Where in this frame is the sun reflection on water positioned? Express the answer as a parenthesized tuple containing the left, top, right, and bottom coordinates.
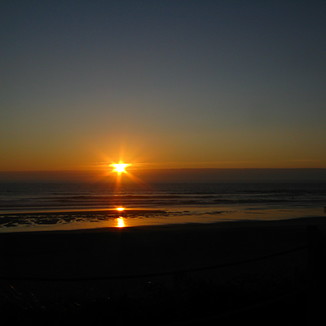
(116, 216, 126, 228)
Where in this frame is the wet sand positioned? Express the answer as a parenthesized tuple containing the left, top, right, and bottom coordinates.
(0, 218, 316, 276)
(1, 217, 326, 325)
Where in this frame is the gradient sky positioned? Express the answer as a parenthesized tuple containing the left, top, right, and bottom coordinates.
(1, 0, 326, 172)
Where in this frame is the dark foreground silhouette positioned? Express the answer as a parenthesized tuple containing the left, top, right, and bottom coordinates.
(1, 217, 326, 325)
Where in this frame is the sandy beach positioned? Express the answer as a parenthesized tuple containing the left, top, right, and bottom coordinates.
(1, 217, 326, 325)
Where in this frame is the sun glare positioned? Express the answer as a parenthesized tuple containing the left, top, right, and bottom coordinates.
(116, 207, 125, 212)
(111, 163, 130, 173)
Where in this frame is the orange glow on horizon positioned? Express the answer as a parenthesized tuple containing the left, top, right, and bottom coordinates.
(116, 207, 125, 212)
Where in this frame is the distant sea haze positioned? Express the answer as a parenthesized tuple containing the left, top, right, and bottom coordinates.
(1, 168, 326, 183)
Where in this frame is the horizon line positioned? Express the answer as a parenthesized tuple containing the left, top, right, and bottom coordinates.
(1, 167, 326, 173)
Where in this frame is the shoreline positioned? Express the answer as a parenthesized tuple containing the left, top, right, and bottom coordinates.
(1, 204, 325, 233)
(4, 214, 326, 234)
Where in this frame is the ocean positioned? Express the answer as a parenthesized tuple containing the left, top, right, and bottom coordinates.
(0, 182, 325, 232)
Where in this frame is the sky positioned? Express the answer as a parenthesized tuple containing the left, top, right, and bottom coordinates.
(1, 0, 326, 174)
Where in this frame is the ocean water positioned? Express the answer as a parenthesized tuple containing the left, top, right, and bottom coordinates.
(0, 182, 325, 232)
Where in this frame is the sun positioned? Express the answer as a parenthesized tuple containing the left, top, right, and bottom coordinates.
(111, 162, 130, 173)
